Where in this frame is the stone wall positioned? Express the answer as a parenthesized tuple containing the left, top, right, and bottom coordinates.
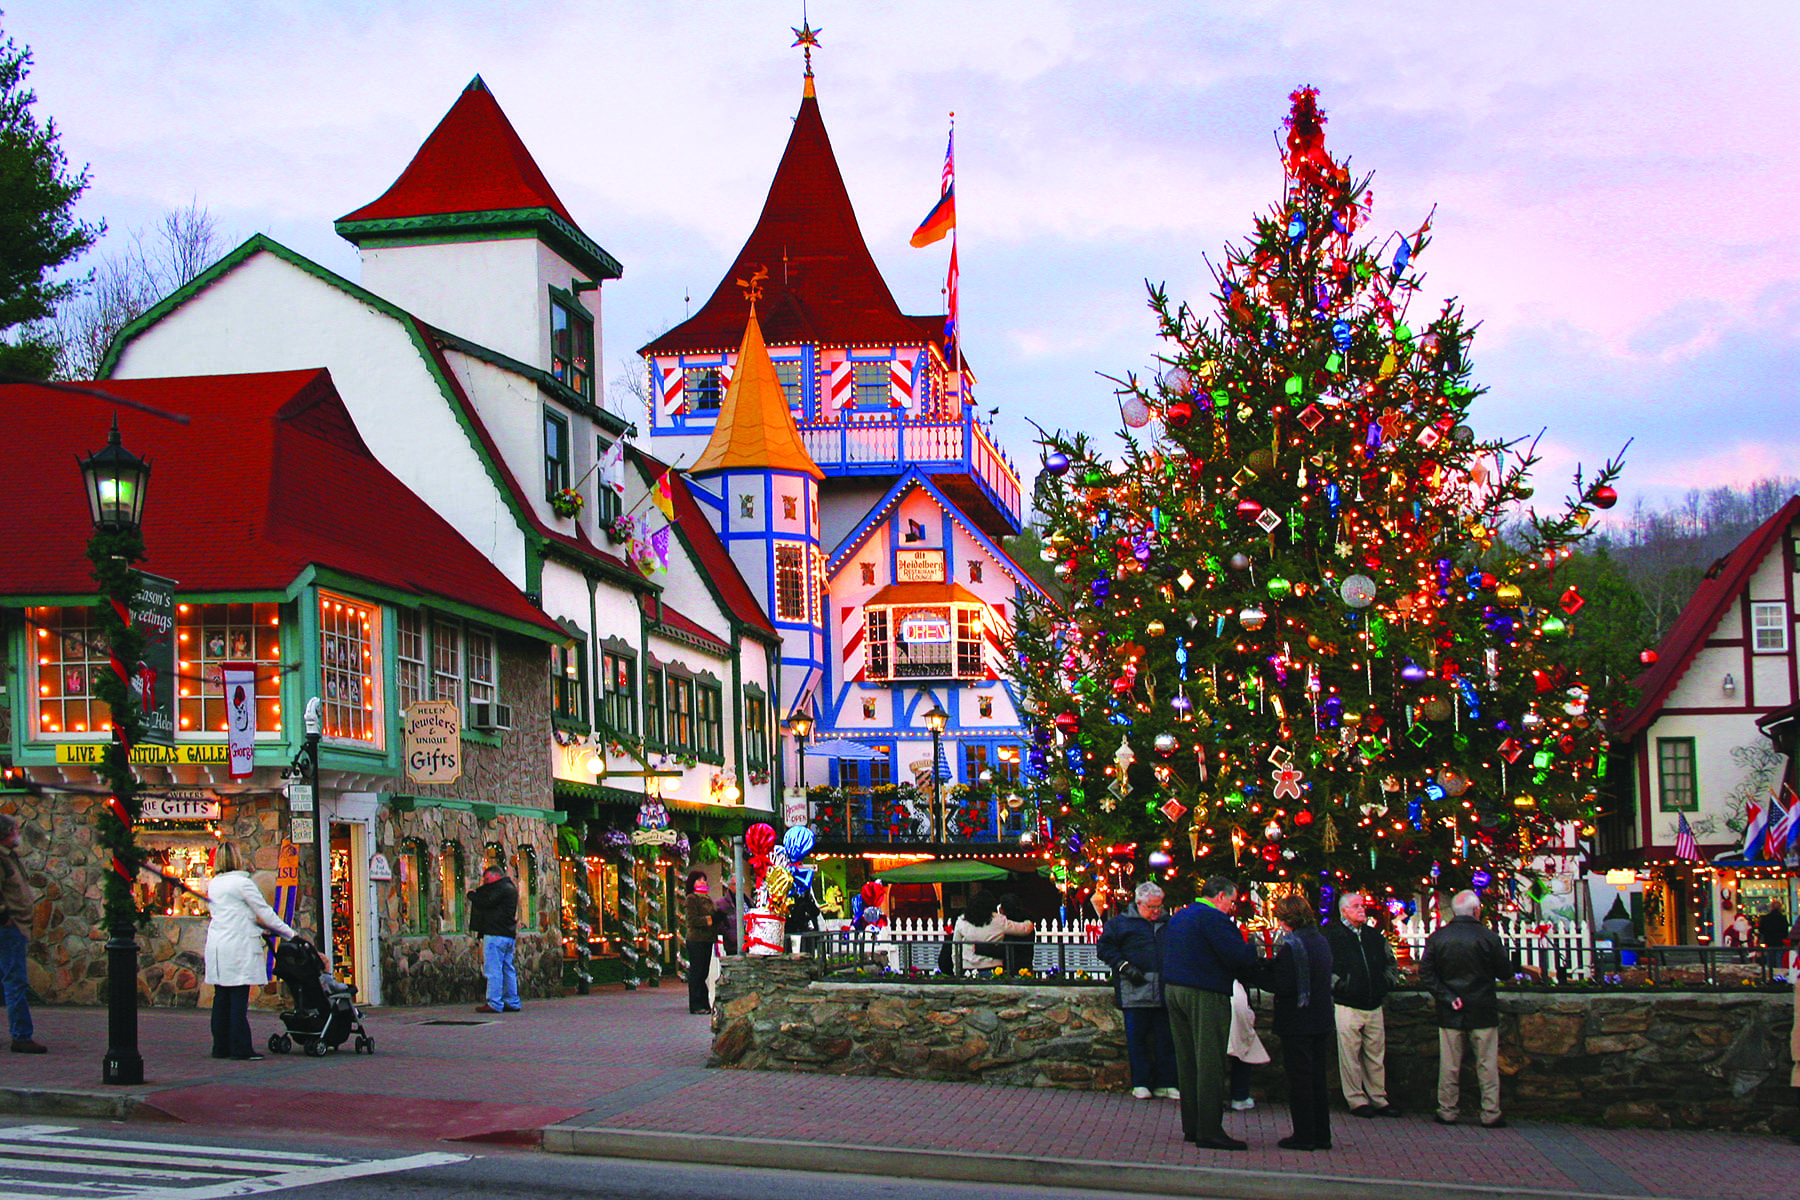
(712, 956, 1799, 1133)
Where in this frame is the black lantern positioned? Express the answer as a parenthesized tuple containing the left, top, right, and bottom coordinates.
(923, 703, 949, 843)
(79, 417, 151, 533)
(786, 711, 814, 790)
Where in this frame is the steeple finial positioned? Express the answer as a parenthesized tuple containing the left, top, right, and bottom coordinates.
(791, 9, 822, 95)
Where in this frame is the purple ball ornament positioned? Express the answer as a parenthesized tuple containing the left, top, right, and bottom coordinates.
(1045, 452, 1071, 476)
(1470, 869, 1492, 892)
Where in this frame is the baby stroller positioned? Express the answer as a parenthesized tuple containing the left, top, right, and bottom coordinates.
(266, 936, 374, 1057)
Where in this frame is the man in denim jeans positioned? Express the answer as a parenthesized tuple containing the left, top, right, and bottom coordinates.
(468, 865, 521, 1014)
(0, 815, 46, 1053)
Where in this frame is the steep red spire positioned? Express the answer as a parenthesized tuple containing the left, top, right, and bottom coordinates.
(338, 76, 577, 226)
(642, 85, 921, 356)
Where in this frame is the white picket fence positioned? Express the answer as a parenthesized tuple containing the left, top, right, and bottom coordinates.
(815, 916, 1107, 973)
(813, 914, 1596, 977)
(1394, 915, 1594, 975)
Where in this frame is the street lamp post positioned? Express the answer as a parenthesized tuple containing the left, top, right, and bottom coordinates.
(80, 417, 151, 1087)
(923, 703, 949, 846)
(787, 711, 813, 791)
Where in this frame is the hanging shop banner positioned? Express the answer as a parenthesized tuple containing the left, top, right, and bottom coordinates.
(129, 572, 178, 746)
(404, 698, 462, 784)
(267, 840, 300, 976)
(223, 661, 257, 778)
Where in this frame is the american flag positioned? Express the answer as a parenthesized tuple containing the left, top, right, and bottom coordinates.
(1673, 812, 1699, 861)
(940, 121, 954, 196)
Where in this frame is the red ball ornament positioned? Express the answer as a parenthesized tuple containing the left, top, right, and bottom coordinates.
(1167, 400, 1195, 429)
(1294, 810, 1314, 826)
(1639, 649, 1659, 665)
(1053, 711, 1080, 734)
(1590, 485, 1618, 510)
(1236, 498, 1264, 521)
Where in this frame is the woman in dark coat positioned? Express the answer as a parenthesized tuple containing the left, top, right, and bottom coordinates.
(1259, 894, 1336, 1151)
(683, 870, 721, 1015)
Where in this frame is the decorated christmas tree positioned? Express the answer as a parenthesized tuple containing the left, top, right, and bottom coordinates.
(1013, 88, 1625, 911)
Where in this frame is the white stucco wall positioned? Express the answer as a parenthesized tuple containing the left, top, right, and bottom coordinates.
(109, 250, 529, 585)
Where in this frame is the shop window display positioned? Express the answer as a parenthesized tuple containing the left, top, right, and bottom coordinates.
(178, 601, 282, 734)
(397, 839, 431, 935)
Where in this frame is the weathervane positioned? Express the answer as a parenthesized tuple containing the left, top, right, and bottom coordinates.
(791, 8, 822, 76)
(736, 265, 768, 304)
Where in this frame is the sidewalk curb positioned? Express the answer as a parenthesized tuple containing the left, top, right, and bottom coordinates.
(0, 1087, 155, 1122)
(539, 1125, 1674, 1200)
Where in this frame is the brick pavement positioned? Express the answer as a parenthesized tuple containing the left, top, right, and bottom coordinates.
(1, 985, 1793, 1199)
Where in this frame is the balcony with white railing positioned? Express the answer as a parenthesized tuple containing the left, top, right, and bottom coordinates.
(798, 407, 1023, 533)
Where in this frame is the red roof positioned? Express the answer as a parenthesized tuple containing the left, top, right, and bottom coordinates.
(1614, 495, 1800, 738)
(641, 594, 732, 658)
(338, 76, 578, 227)
(0, 371, 560, 637)
(641, 87, 922, 357)
(629, 448, 775, 639)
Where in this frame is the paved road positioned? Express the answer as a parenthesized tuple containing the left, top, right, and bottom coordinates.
(4, 986, 1795, 1200)
(0, 1118, 1149, 1200)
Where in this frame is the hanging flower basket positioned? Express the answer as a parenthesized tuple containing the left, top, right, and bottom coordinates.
(551, 488, 584, 518)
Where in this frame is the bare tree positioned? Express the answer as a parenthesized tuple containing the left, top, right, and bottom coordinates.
(49, 199, 223, 379)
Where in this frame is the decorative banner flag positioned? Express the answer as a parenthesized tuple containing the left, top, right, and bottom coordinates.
(1740, 800, 1770, 860)
(909, 186, 955, 248)
(597, 438, 625, 495)
(945, 240, 959, 356)
(223, 662, 256, 778)
(265, 838, 300, 976)
(652, 469, 676, 520)
(1673, 811, 1699, 861)
(650, 526, 672, 573)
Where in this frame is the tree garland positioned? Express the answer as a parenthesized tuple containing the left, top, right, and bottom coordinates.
(86, 525, 150, 930)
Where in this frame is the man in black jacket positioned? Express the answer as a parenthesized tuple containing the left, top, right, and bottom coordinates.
(1096, 881, 1177, 1101)
(469, 865, 521, 1014)
(1421, 890, 1534, 1127)
(1325, 892, 1399, 1117)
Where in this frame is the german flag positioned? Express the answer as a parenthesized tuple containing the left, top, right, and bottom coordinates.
(909, 186, 955, 248)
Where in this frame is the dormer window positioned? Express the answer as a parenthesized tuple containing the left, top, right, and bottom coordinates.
(686, 368, 723, 413)
(853, 361, 887, 409)
(550, 295, 593, 399)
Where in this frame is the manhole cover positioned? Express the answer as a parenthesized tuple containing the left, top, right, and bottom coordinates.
(416, 1019, 495, 1026)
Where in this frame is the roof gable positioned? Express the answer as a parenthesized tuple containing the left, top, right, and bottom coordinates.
(339, 75, 575, 227)
(827, 467, 1047, 598)
(641, 84, 921, 357)
(101, 234, 646, 593)
(0, 371, 560, 638)
(1615, 495, 1800, 737)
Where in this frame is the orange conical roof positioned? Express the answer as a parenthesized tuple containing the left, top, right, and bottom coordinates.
(641, 81, 920, 356)
(690, 305, 824, 480)
(338, 76, 578, 226)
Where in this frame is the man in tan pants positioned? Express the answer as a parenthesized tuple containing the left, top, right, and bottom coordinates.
(1325, 892, 1399, 1117)
(1421, 890, 1534, 1127)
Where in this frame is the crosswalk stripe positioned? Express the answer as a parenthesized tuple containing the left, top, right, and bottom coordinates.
(0, 1127, 347, 1165)
(0, 1143, 342, 1173)
(115, 1151, 471, 1199)
(0, 1126, 468, 1199)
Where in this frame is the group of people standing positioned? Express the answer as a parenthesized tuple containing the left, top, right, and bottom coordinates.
(1097, 875, 1538, 1150)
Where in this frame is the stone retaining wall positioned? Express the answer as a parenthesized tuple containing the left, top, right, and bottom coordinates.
(711, 956, 1799, 1133)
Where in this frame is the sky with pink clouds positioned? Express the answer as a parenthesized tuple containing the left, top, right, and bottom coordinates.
(10, 1, 1797, 517)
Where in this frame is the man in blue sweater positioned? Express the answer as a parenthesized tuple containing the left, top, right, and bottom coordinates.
(1163, 875, 1258, 1149)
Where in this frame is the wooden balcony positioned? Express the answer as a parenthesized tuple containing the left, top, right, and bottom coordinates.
(798, 408, 1023, 535)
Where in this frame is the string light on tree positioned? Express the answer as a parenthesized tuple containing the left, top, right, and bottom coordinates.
(1011, 87, 1627, 901)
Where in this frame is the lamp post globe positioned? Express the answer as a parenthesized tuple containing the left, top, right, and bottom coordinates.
(81, 418, 151, 1087)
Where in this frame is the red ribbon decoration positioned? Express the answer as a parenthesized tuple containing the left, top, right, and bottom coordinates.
(105, 795, 132, 827)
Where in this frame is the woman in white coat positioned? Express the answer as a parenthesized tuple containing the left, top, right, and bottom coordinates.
(205, 843, 296, 1060)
